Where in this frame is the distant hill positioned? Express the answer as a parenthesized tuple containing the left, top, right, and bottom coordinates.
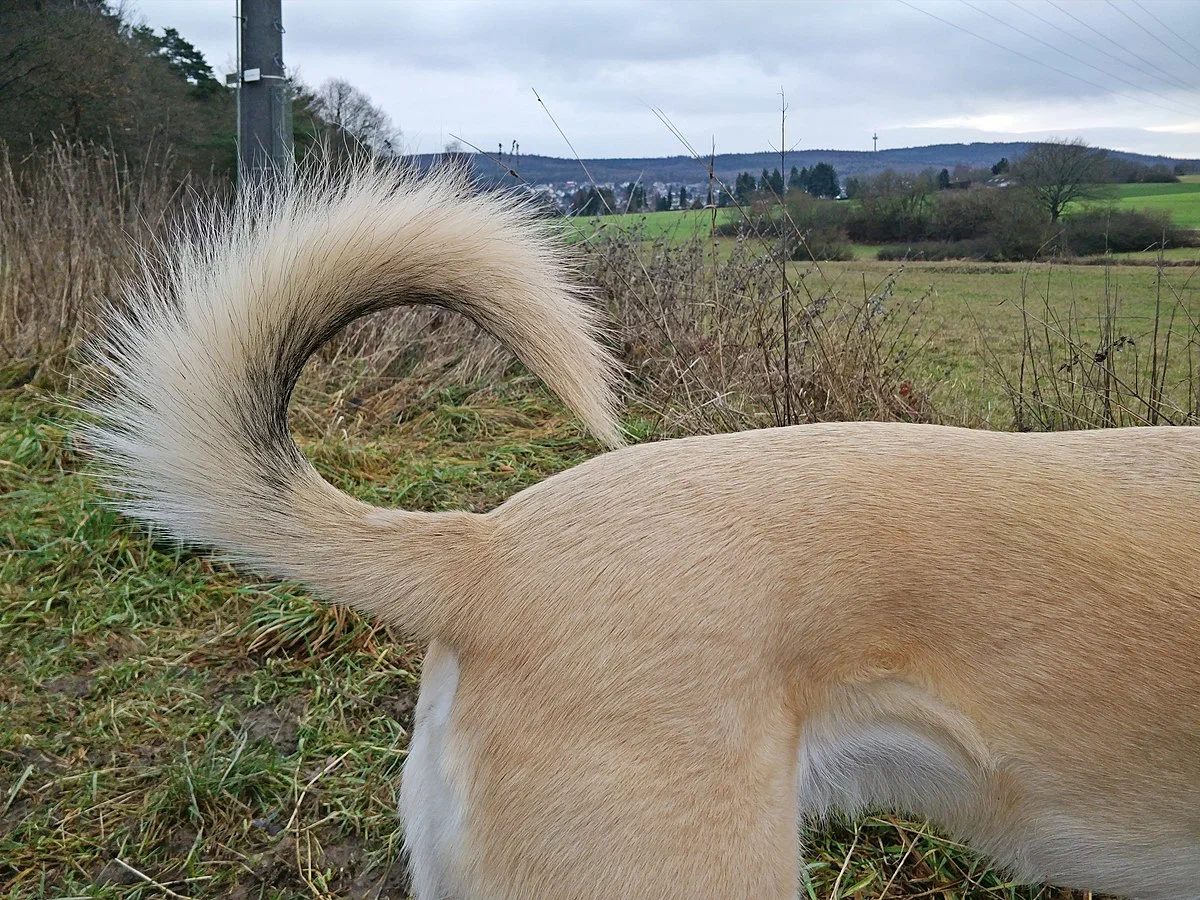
(410, 142, 1200, 188)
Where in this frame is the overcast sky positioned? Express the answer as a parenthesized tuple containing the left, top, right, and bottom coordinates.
(131, 0, 1200, 160)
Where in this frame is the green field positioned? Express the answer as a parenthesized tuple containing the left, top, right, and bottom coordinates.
(1108, 245, 1200, 263)
(1111, 181, 1200, 228)
(795, 256, 1200, 424)
(567, 207, 727, 241)
(568, 179, 1200, 250)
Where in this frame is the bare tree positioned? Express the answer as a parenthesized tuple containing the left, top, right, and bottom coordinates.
(1015, 139, 1109, 223)
(312, 78, 400, 155)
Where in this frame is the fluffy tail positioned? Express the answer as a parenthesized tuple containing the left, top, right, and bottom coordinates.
(84, 167, 623, 643)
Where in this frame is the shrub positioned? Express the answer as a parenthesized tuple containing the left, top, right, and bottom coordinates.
(779, 192, 852, 261)
(877, 193, 1051, 262)
(1059, 207, 1185, 255)
(845, 170, 933, 243)
(876, 241, 989, 262)
(714, 192, 852, 261)
(928, 189, 1003, 242)
(582, 224, 931, 434)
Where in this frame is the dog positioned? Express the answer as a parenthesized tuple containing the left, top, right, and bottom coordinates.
(84, 168, 1200, 899)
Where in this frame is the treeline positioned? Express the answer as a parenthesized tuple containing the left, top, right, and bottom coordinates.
(0, 0, 235, 173)
(721, 141, 1190, 262)
(0, 0, 400, 179)
(729, 163, 842, 203)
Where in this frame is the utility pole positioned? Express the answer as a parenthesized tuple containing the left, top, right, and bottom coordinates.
(237, 0, 292, 186)
(872, 132, 878, 153)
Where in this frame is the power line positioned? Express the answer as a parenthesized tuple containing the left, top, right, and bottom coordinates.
(1130, 0, 1200, 59)
(959, 0, 1200, 115)
(896, 0, 1200, 119)
(1045, 0, 1196, 93)
(1006, 0, 1196, 95)
(1105, 0, 1200, 77)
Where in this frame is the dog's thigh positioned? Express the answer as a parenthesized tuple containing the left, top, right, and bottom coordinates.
(416, 653, 801, 899)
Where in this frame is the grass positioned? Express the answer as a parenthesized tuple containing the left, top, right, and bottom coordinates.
(1111, 181, 1200, 229)
(0, 380, 603, 898)
(795, 256, 1200, 423)
(849, 242, 884, 260)
(569, 207, 726, 241)
(1107, 246, 1200, 263)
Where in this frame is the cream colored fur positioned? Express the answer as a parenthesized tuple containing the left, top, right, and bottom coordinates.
(85, 168, 1200, 900)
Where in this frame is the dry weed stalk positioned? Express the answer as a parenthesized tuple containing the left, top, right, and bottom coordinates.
(979, 252, 1200, 430)
(0, 138, 194, 380)
(583, 225, 932, 436)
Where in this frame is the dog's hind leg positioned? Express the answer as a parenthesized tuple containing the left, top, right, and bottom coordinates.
(400, 646, 803, 899)
(400, 641, 469, 900)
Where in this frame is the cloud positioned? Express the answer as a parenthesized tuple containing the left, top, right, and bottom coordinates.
(129, 0, 1200, 158)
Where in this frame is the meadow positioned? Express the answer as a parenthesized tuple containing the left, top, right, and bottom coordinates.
(1110, 179, 1200, 229)
(572, 178, 1200, 257)
(3, 145, 1200, 898)
(783, 255, 1200, 426)
(568, 205, 729, 240)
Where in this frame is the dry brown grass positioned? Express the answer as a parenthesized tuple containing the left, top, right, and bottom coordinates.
(0, 141, 527, 436)
(2, 140, 938, 438)
(0, 139, 199, 383)
(584, 225, 933, 436)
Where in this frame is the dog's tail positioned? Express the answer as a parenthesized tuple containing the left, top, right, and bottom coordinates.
(84, 167, 623, 643)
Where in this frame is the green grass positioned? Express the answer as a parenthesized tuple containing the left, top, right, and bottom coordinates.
(568, 207, 727, 242)
(787, 255, 1200, 426)
(0, 382, 602, 898)
(849, 242, 884, 260)
(1111, 181, 1200, 228)
(1106, 246, 1200, 264)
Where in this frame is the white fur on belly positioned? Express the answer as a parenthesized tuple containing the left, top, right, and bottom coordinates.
(400, 641, 466, 900)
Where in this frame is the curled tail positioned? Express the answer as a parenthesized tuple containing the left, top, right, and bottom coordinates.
(84, 167, 623, 642)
